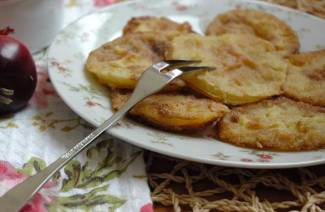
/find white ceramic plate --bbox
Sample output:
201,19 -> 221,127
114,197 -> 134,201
48,0 -> 325,168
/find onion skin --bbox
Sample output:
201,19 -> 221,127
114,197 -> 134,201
0,35 -> 37,114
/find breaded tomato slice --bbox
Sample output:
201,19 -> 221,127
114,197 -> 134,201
86,32 -> 185,90
283,50 -> 325,107
206,9 -> 299,55
219,97 -> 325,151
111,89 -> 229,131
167,33 -> 288,105
123,16 -> 192,34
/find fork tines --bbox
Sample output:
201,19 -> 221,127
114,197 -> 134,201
161,60 -> 215,73
165,59 -> 200,66
177,66 -> 215,73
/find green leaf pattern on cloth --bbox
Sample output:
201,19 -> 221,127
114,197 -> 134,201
49,185 -> 126,212
13,139 -> 142,211
0,1 -> 152,211
32,112 -> 87,132
51,139 -> 142,211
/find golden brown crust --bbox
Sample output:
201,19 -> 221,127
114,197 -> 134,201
111,89 -> 229,131
283,50 -> 325,106
123,16 -> 192,35
86,32 -> 184,90
166,33 -> 288,105
87,13 -> 325,151
218,97 -> 325,151
206,9 -> 300,55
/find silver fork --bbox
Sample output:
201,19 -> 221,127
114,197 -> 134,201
0,60 -> 214,212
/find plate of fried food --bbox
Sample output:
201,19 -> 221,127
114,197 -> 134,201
48,0 -> 325,168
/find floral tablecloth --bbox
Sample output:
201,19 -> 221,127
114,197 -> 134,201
0,0 -> 153,211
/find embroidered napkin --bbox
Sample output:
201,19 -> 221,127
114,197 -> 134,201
0,0 -> 152,211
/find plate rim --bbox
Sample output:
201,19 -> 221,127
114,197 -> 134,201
48,0 -> 325,169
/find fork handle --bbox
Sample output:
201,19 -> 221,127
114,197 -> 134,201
0,94 -> 142,212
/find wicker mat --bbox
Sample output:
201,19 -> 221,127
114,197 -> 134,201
146,1 -> 325,211
146,153 -> 325,212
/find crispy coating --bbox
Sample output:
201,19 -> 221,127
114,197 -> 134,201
219,97 -> 325,151
283,50 -> 325,107
111,90 -> 229,131
86,12 -> 325,151
167,33 -> 288,105
86,32 -> 185,90
206,9 -> 299,55
123,16 -> 192,34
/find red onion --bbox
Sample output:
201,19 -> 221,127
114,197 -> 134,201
0,35 -> 37,114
